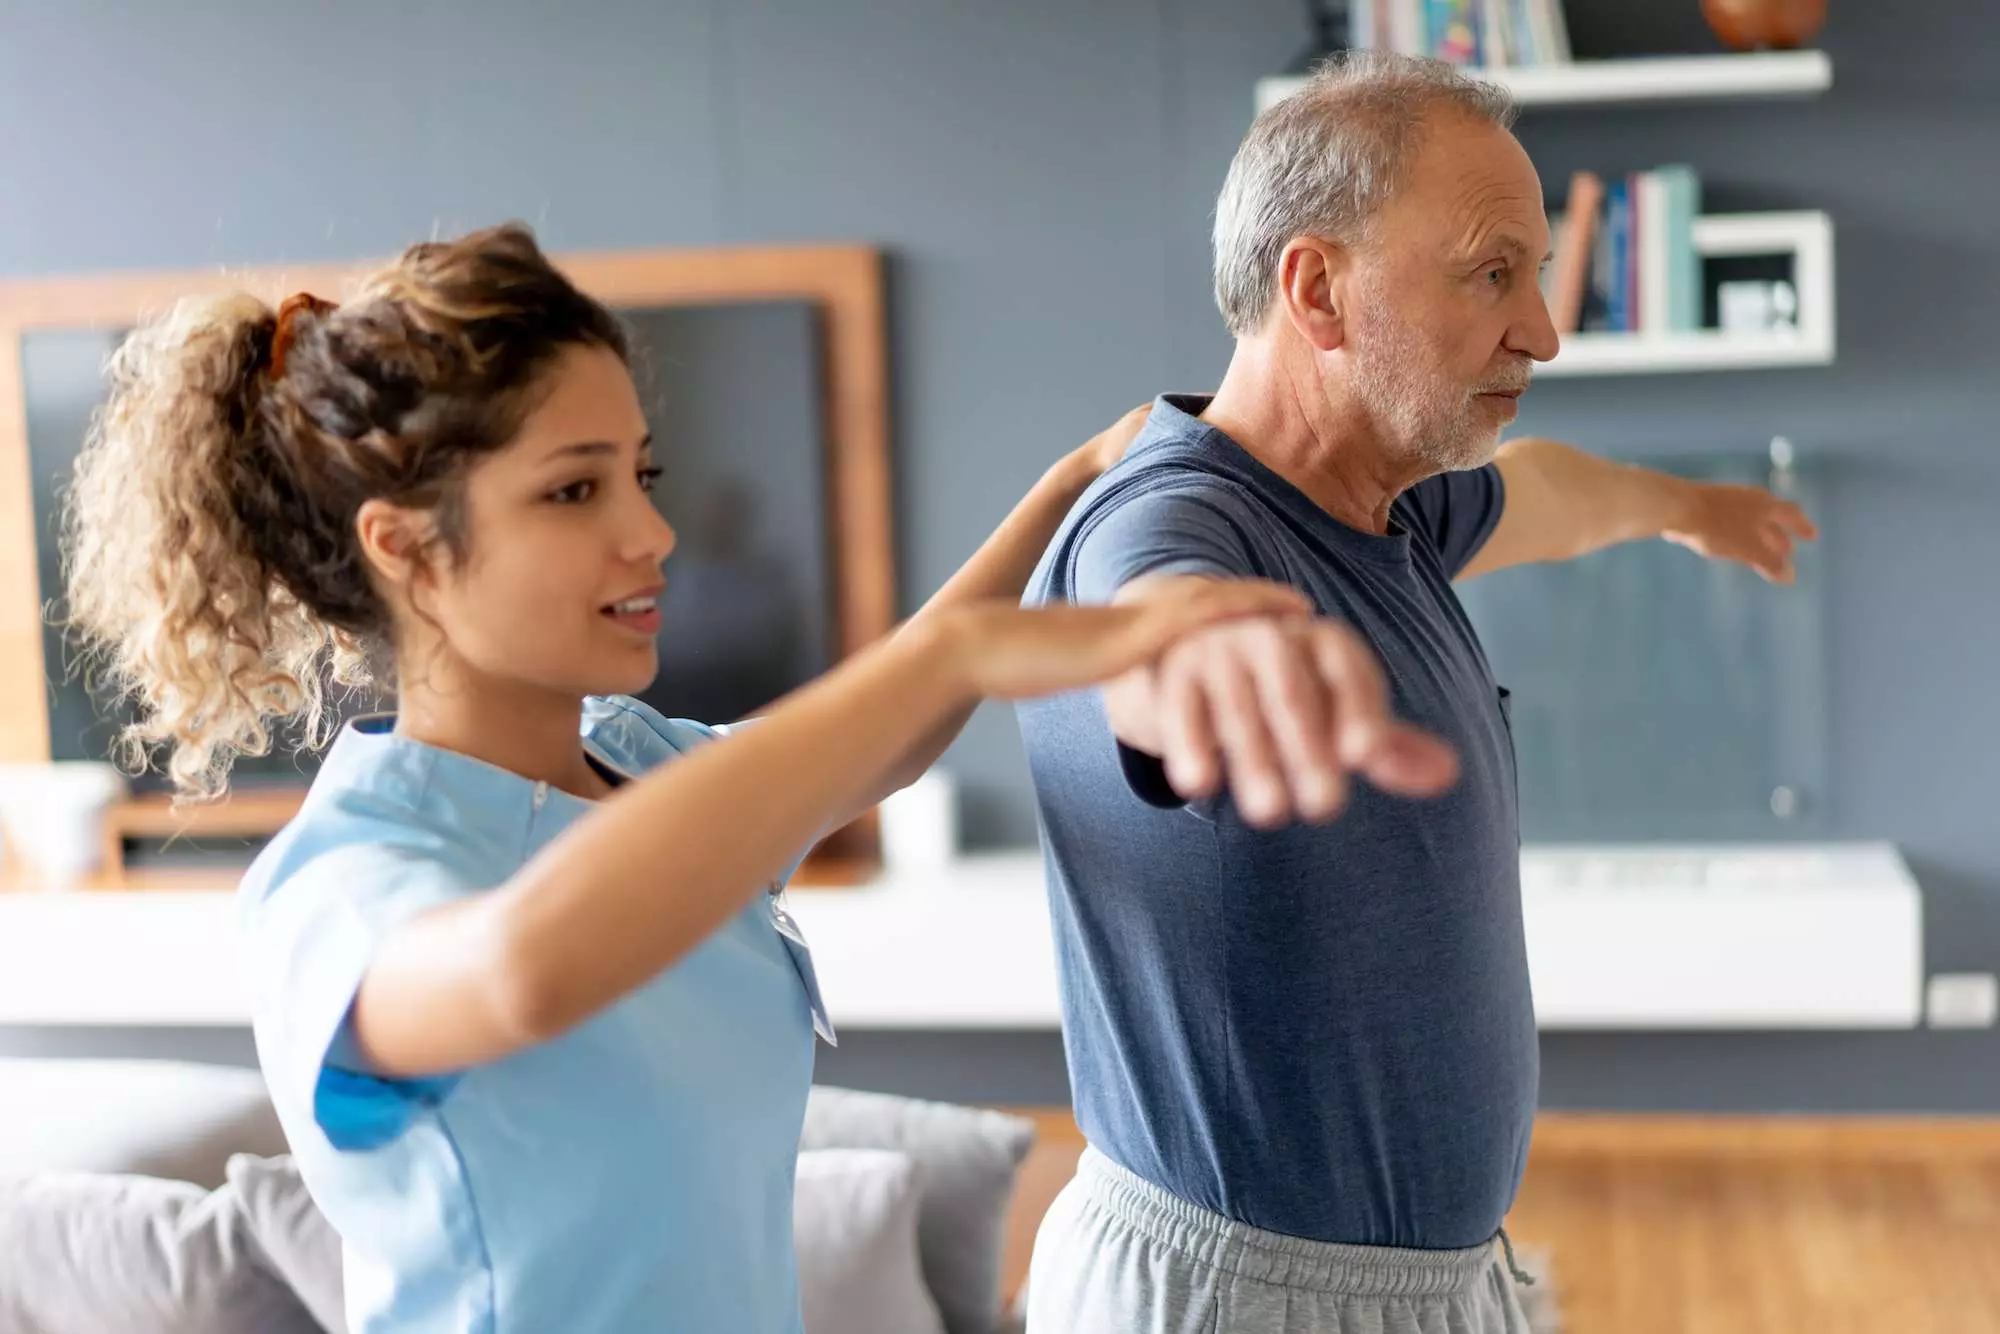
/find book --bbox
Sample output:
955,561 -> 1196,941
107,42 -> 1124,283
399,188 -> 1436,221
1546,170 -> 1604,334
1428,0 -> 1480,63
1389,0 -> 1428,56
1637,170 -> 1670,337
1507,0 -> 1541,62
1480,0 -> 1513,67
1602,179 -> 1632,333
1654,164 -> 1703,332
1523,0 -> 1572,67
1626,172 -> 1644,332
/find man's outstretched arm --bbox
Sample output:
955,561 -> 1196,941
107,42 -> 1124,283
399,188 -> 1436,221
1456,438 -> 1819,583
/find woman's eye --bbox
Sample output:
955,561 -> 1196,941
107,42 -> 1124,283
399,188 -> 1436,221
550,479 -> 597,504
637,466 -> 664,493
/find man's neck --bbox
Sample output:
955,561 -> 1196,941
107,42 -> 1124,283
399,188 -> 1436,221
1200,339 -> 1421,536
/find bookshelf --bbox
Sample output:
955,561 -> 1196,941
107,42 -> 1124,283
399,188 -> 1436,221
1256,48 -> 1839,378
1255,49 -> 1832,115
1542,211 -> 1834,378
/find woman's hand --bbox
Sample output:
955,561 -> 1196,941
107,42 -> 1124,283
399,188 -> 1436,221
944,580 -> 1311,701
1073,403 -> 1154,478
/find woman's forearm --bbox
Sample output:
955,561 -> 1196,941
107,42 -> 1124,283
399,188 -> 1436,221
848,441 -> 1112,808
922,448 -> 1103,612
499,616 -> 974,1028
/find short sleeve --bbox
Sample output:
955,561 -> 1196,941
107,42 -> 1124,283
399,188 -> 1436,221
1396,464 -> 1507,578
1071,484 -> 1260,607
244,843 -> 479,1152
1070,484 -> 1260,809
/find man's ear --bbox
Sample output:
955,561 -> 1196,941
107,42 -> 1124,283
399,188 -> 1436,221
1274,237 -> 1350,353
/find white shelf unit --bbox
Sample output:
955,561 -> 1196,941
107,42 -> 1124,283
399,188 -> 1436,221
1255,49 -> 1832,115
0,843 -> 1924,1031
1542,211 -> 1835,377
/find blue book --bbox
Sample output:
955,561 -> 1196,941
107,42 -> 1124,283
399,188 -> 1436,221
1604,180 -> 1632,333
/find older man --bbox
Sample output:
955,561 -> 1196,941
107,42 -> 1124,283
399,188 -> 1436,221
1016,53 -> 1816,1334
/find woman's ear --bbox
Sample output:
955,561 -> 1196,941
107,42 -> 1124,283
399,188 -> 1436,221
1275,237 -> 1350,353
355,498 -> 431,595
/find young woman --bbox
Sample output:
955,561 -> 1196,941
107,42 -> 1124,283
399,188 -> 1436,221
61,224 -> 1304,1334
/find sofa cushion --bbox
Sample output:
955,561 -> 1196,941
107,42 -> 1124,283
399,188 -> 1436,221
0,1059 -> 284,1189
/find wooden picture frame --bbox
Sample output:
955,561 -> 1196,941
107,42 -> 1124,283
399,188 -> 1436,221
0,243 -> 894,887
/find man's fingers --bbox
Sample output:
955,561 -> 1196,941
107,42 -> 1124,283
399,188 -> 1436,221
1205,657 -> 1291,827
1309,625 -> 1391,766
1773,501 -> 1819,541
1759,523 -> 1797,582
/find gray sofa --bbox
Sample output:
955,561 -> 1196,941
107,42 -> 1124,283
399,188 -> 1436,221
0,1059 -> 1034,1334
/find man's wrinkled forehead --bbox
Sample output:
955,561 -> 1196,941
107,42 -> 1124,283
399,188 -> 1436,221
1378,114 -> 1548,258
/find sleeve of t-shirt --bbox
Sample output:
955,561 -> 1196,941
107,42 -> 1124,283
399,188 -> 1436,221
1071,483 -> 1260,606
1071,484 -> 1261,808
243,843 -> 480,1152
1397,463 -> 1508,578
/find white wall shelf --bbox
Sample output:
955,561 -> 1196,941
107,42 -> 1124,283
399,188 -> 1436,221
1256,50 -> 1832,115
1542,210 -> 1835,378
1541,330 -> 1830,377
0,842 -> 1924,1032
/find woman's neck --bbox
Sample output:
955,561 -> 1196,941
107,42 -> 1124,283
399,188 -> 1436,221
393,670 -> 611,801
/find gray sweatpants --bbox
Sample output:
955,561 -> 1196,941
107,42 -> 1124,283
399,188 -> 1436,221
1025,1148 -> 1532,1334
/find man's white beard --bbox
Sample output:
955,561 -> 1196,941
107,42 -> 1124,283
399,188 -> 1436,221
1349,291 -> 1502,474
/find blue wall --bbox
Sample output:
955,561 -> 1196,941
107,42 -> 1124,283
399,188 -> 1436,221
3,0 -> 1994,1111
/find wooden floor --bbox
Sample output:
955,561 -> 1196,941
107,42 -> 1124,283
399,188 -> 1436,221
1506,1117 -> 2000,1334
1004,1113 -> 2000,1333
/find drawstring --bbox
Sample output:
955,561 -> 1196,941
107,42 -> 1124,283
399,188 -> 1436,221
1498,1228 -> 1536,1286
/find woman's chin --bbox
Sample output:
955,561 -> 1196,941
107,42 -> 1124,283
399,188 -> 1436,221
585,651 -> 660,700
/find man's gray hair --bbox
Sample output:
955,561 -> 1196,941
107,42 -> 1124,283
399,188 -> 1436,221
1213,51 -> 1518,336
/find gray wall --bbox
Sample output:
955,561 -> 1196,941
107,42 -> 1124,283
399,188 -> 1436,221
3,1 -> 1996,1112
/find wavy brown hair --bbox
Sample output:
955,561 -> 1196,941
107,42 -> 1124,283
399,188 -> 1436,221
62,224 -> 628,801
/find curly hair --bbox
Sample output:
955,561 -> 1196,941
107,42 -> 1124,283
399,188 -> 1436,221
61,223 -> 628,801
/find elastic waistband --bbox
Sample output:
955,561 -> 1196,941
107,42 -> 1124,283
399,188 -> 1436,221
1072,1147 -> 1504,1298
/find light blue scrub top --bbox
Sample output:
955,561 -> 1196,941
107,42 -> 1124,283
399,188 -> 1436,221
239,696 -> 834,1334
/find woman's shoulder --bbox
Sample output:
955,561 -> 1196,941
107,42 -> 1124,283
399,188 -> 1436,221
238,763 -> 488,917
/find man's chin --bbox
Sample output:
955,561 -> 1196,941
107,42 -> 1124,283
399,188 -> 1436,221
1421,425 -> 1503,473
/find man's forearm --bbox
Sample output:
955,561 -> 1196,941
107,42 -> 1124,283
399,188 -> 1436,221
1462,438 -> 1700,578
1505,438 -> 1698,557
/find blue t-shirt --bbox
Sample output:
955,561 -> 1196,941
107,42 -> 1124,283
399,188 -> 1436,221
1016,395 -> 1535,1249
239,697 -> 831,1334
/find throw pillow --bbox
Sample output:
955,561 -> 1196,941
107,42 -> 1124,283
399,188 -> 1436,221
0,1059 -> 285,1188
801,1087 -> 1035,1334
795,1149 -> 945,1334
0,1171 -> 321,1334
227,1154 -> 346,1334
